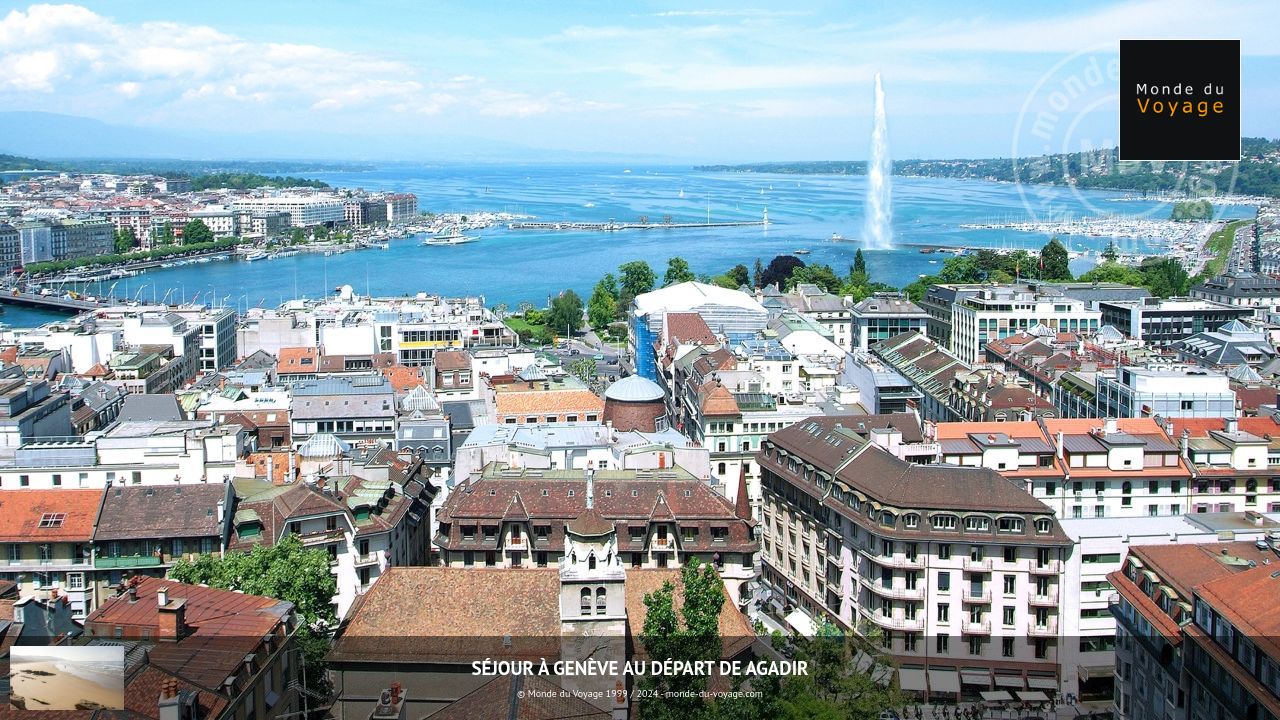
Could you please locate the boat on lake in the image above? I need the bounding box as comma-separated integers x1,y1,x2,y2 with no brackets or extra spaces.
424,229,479,246
243,251,268,262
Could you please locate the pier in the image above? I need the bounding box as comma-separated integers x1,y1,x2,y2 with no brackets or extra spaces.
0,289,105,313
508,213,769,233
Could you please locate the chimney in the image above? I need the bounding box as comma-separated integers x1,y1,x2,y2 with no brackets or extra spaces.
370,683,408,720
216,498,225,524
157,586,168,607
1225,417,1239,434
1180,429,1190,459
158,679,184,720
1103,418,1118,435
128,585,138,603
157,592,187,642
1055,431,1064,460
585,463,595,510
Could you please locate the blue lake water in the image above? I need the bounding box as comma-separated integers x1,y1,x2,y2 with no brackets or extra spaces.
5,165,1255,327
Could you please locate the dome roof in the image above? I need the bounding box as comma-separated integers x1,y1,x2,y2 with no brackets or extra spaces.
298,433,351,459
604,375,665,403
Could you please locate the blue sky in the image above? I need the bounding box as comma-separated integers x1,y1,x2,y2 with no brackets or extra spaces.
0,1,1277,161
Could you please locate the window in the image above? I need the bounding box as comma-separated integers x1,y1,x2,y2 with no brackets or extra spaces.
580,588,591,616
37,513,65,528
938,543,951,560
1003,607,1015,626
937,603,950,622
936,635,949,654
1002,637,1015,657
596,588,607,615
996,517,1024,533
51,474,61,487
937,572,950,592
1002,575,1016,595
19,475,29,487
1003,546,1017,563
1035,518,1051,534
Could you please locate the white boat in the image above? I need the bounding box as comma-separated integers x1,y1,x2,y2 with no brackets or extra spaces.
244,251,268,262
583,202,596,208
424,230,479,246
794,249,811,255
831,232,846,241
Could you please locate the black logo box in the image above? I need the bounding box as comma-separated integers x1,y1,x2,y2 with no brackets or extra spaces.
1119,39,1240,162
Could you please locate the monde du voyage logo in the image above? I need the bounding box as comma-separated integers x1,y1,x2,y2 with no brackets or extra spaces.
1120,40,1240,162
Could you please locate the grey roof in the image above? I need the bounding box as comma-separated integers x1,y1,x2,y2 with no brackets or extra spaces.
292,375,392,396
94,484,226,541
441,400,477,429
116,393,183,423
292,392,395,419
604,375,664,402
400,385,440,414
298,433,350,458
78,381,124,412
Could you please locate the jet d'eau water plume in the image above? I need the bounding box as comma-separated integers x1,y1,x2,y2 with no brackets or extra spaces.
863,73,893,250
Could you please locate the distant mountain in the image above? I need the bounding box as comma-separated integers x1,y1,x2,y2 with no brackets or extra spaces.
0,111,678,164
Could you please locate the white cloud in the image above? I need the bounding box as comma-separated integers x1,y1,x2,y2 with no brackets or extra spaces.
115,81,140,98
0,50,60,91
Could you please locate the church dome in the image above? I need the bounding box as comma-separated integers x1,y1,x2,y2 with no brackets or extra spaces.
604,375,664,403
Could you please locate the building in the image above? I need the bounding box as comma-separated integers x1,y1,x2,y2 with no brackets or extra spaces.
228,445,435,619
872,331,970,422
0,488,100,617
602,375,668,432
630,282,769,381
290,376,397,446
242,210,291,239
1093,365,1238,419
431,349,474,398
758,416,1074,698
1098,297,1252,346
327,561,755,720
1174,319,1278,371
384,193,418,223
950,285,1101,364
230,195,345,227
0,365,74,463
15,216,113,264
488,369,604,426
433,463,758,605
187,207,240,237
774,284,855,351
1169,416,1280,514
82,576,301,720
1108,541,1280,720
95,206,154,245
839,351,924,415
91,483,230,606
850,293,929,352
1191,270,1280,317
0,222,20,272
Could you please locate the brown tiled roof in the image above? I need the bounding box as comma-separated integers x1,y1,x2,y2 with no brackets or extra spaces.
1169,416,1280,438
429,675,609,720
434,350,472,371
83,362,112,378
380,365,425,393
665,312,718,346
1195,564,1280,660
698,381,739,416
566,507,613,536
495,390,604,418
329,567,563,663
625,569,755,661
276,347,316,374
0,489,101,542
94,484,225,542
1129,542,1269,600
124,664,230,720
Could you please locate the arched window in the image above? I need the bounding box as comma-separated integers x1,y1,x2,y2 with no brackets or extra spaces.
596,588,607,615
1122,482,1132,494
588,554,597,571
580,588,591,615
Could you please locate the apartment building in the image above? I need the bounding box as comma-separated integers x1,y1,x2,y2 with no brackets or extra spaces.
384,193,419,223
773,283,856,351
851,293,929,352
0,364,74,462
231,195,345,227
872,331,970,422
0,222,21,272
1109,541,1280,720
950,285,1101,364
1169,416,1280,514
290,375,397,446
433,464,759,605
1191,270,1280,317
1099,297,1252,346
759,416,1073,698
0,489,100,617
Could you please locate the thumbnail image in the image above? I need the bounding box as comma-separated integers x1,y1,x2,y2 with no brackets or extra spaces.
8,646,125,711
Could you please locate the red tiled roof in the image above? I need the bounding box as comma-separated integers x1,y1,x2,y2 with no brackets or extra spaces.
380,365,424,394
665,312,717,346
1169,416,1280,438
433,349,472,371
275,347,316,374
0,489,101,542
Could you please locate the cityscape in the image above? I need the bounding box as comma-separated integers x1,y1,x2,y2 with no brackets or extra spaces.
2,3,1280,720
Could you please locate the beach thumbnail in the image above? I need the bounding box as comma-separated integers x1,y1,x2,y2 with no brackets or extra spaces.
8,646,125,711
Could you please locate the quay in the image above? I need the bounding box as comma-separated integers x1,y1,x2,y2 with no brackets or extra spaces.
508,212,769,233
0,289,105,312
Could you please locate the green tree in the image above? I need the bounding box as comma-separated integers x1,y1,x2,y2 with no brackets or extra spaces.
752,258,764,288
588,276,619,329
789,263,842,293
619,260,657,298
759,255,806,289
725,264,750,288
313,225,330,241
546,289,585,336
182,219,214,246
113,228,137,254
664,256,696,286
169,534,337,702
769,623,908,720
1102,240,1119,262
290,227,306,245
1039,238,1072,280
853,249,867,276
1140,257,1191,297
567,357,597,385
637,558,724,720
158,222,176,246
492,302,509,318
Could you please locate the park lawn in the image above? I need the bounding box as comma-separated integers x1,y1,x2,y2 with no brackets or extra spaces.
1201,219,1252,279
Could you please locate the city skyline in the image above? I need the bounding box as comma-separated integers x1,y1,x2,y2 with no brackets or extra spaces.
1,0,1278,162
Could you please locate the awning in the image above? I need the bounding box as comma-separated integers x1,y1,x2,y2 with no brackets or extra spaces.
980,690,1013,702
785,609,816,638
928,668,961,694
961,669,991,685
1026,677,1059,690
994,674,1023,688
898,666,928,692
1078,664,1115,681
1017,690,1050,702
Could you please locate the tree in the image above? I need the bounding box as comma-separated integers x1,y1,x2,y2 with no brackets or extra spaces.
1039,238,1072,281
789,263,842,293
752,258,764,288
516,301,535,316
158,222,176,247
1102,240,1119,262
588,276,619,329
546,289,585,336
664,256,696,286
1078,261,1143,285
113,228,136,254
619,260,656,299
313,225,330,241
726,264,750,288
768,622,908,720
637,559,724,720
758,255,806,290
290,227,306,245
853,249,867,276
182,219,214,246
567,357,597,385
1140,257,1191,297
492,302,509,319
169,535,337,703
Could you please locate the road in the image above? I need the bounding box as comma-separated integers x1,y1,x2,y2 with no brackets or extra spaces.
545,335,626,382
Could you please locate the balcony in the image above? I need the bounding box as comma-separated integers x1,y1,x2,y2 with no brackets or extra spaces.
6,558,93,570
861,548,924,569
864,579,925,601
1029,560,1062,575
95,555,164,569
962,619,992,634
962,557,993,571
353,552,381,567
1028,618,1059,636
506,536,526,550
963,588,992,603
651,537,675,552
868,613,924,631
1029,593,1059,607
299,529,346,547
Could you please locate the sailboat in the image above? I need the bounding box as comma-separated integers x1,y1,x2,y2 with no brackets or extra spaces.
679,189,685,198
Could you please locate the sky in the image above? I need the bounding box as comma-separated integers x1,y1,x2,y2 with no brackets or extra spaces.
0,1,1278,162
